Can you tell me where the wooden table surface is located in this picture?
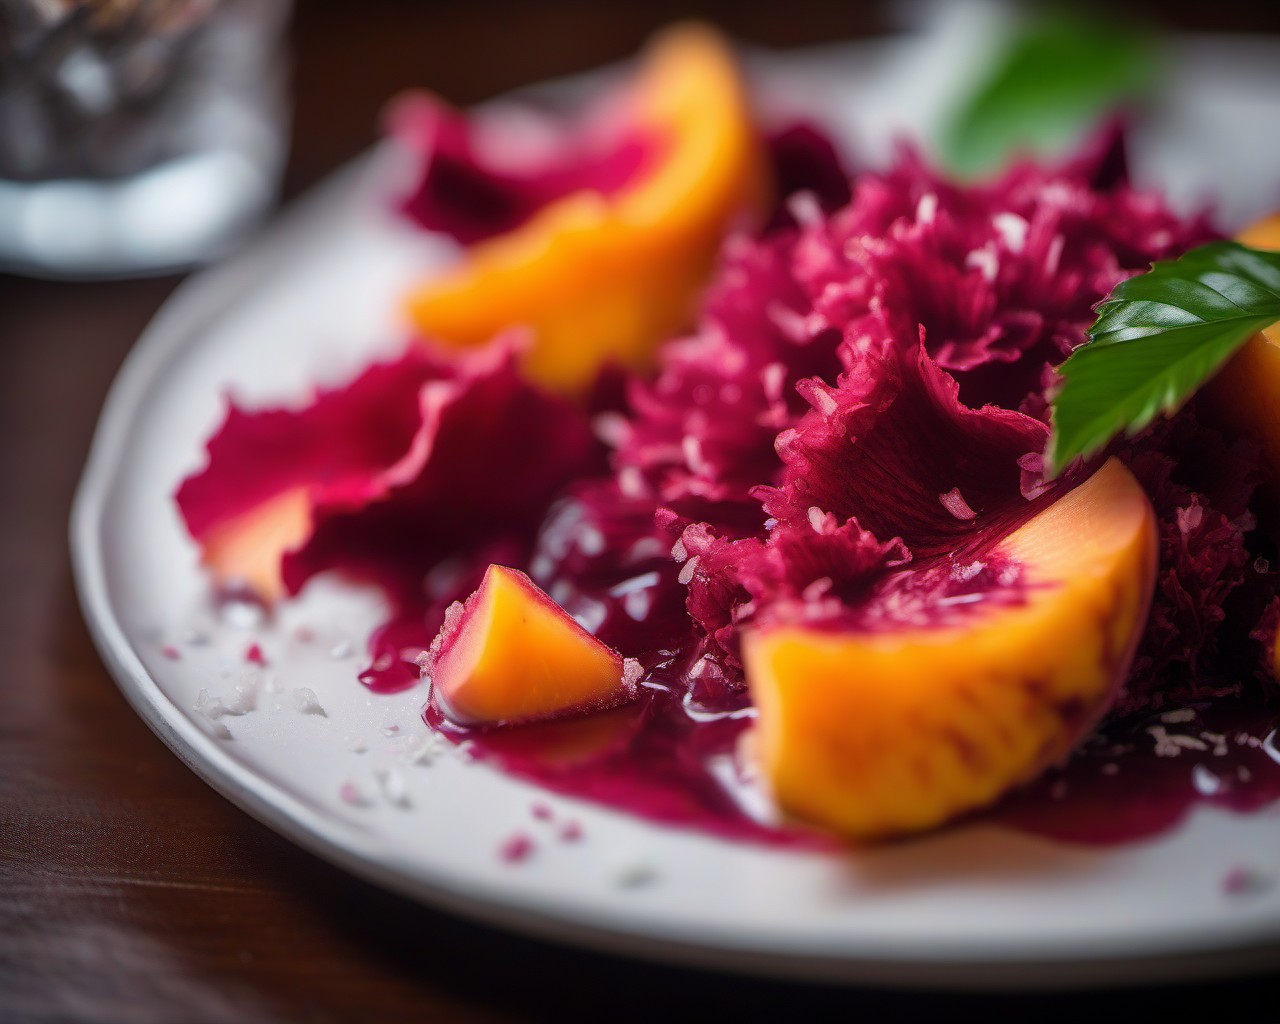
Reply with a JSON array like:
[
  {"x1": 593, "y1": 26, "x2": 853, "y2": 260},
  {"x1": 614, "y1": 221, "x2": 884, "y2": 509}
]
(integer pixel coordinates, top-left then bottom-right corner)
[{"x1": 5, "y1": 2, "x2": 1280, "y2": 1020}]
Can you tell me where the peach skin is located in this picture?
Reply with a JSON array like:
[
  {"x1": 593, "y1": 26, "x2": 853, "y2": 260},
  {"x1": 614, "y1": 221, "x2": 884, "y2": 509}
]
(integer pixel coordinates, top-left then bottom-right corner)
[
  {"x1": 742, "y1": 458, "x2": 1159, "y2": 840},
  {"x1": 426, "y1": 564, "x2": 634, "y2": 726},
  {"x1": 406, "y1": 24, "x2": 768, "y2": 396}
]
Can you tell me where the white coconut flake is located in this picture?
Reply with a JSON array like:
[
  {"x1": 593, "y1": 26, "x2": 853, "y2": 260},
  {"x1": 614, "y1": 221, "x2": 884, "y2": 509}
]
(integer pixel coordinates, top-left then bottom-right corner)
[
  {"x1": 570, "y1": 598, "x2": 607, "y2": 635},
  {"x1": 592, "y1": 411, "x2": 629, "y2": 448},
  {"x1": 965, "y1": 244, "x2": 999, "y2": 282},
  {"x1": 682, "y1": 434, "x2": 708, "y2": 476},
  {"x1": 577, "y1": 524, "x2": 605, "y2": 557},
  {"x1": 807, "y1": 383, "x2": 839, "y2": 418},
  {"x1": 292, "y1": 687, "x2": 327, "y2": 717},
  {"x1": 993, "y1": 212, "x2": 1028, "y2": 252},
  {"x1": 628, "y1": 537, "x2": 666, "y2": 562},
  {"x1": 219, "y1": 597, "x2": 265, "y2": 630},
  {"x1": 549, "y1": 580, "x2": 574, "y2": 607},
  {"x1": 617, "y1": 465, "x2": 645, "y2": 499},
  {"x1": 939, "y1": 487, "x2": 977, "y2": 521},
  {"x1": 224, "y1": 676, "x2": 260, "y2": 716},
  {"x1": 1044, "y1": 234, "x2": 1065, "y2": 276},
  {"x1": 194, "y1": 689, "x2": 226, "y2": 720},
  {"x1": 807, "y1": 506, "x2": 833, "y2": 533},
  {"x1": 767, "y1": 301, "x2": 811, "y2": 343},
  {"x1": 1201, "y1": 731, "x2": 1229, "y2": 757},
  {"x1": 677, "y1": 556, "x2": 700, "y2": 586},
  {"x1": 622, "y1": 658, "x2": 644, "y2": 690},
  {"x1": 407, "y1": 732, "x2": 448, "y2": 766},
  {"x1": 916, "y1": 192, "x2": 938, "y2": 225},
  {"x1": 1147, "y1": 725, "x2": 1207, "y2": 757},
  {"x1": 1160, "y1": 707, "x2": 1197, "y2": 724},
  {"x1": 374, "y1": 767, "x2": 411, "y2": 809},
  {"x1": 622, "y1": 589, "x2": 652, "y2": 621},
  {"x1": 1192, "y1": 763, "x2": 1223, "y2": 796},
  {"x1": 758, "y1": 362, "x2": 785, "y2": 404},
  {"x1": 801, "y1": 577, "x2": 833, "y2": 603},
  {"x1": 936, "y1": 593, "x2": 985, "y2": 607},
  {"x1": 610, "y1": 572, "x2": 660, "y2": 597},
  {"x1": 786, "y1": 189, "x2": 822, "y2": 228},
  {"x1": 1263, "y1": 729, "x2": 1280, "y2": 766}
]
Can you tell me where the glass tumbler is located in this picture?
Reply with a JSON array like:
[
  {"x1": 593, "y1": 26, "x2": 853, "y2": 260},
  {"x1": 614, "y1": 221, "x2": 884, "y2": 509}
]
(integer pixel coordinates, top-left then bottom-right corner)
[{"x1": 0, "y1": 0, "x2": 289, "y2": 277}]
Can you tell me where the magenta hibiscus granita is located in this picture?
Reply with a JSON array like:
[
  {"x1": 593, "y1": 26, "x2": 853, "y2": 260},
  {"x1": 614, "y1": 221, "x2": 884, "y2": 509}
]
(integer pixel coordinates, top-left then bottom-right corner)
[{"x1": 177, "y1": 37, "x2": 1280, "y2": 843}]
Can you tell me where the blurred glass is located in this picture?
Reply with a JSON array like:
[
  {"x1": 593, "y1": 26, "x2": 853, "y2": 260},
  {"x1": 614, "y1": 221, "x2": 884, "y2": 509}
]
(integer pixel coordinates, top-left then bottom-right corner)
[{"x1": 0, "y1": 0, "x2": 289, "y2": 278}]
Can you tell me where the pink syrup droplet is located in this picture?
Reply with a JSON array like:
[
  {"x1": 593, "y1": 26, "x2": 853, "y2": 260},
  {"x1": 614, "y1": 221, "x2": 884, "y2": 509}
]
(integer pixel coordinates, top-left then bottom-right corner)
[{"x1": 499, "y1": 833, "x2": 535, "y2": 863}]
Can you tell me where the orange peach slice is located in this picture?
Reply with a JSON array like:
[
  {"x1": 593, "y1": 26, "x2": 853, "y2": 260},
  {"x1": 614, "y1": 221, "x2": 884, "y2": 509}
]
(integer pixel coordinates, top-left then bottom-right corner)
[
  {"x1": 198, "y1": 486, "x2": 311, "y2": 602},
  {"x1": 428, "y1": 564, "x2": 634, "y2": 726},
  {"x1": 406, "y1": 24, "x2": 768, "y2": 396},
  {"x1": 742, "y1": 458, "x2": 1158, "y2": 840},
  {"x1": 1203, "y1": 212, "x2": 1280, "y2": 678},
  {"x1": 1203, "y1": 212, "x2": 1280, "y2": 486}
]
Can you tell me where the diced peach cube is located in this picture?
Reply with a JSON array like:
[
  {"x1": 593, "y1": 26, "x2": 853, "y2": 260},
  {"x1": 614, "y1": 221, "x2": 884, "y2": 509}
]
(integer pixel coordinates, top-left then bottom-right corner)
[{"x1": 426, "y1": 564, "x2": 634, "y2": 725}]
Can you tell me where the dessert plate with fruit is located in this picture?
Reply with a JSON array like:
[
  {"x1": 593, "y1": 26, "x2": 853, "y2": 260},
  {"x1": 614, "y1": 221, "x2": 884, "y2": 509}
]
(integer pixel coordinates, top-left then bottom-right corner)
[{"x1": 72, "y1": 11, "x2": 1280, "y2": 987}]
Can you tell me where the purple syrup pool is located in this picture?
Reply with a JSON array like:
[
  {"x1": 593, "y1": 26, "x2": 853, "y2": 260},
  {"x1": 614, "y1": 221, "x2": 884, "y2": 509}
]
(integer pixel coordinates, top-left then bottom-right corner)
[
  {"x1": 409, "y1": 599, "x2": 1269, "y2": 849},
  {"x1": 992, "y1": 700, "x2": 1280, "y2": 844},
  {"x1": 425, "y1": 686, "x2": 1280, "y2": 850},
  {"x1": 322, "y1": 508, "x2": 1280, "y2": 848},
  {"x1": 390, "y1": 562, "x2": 1280, "y2": 849},
  {"x1": 345, "y1": 514, "x2": 1280, "y2": 848}
]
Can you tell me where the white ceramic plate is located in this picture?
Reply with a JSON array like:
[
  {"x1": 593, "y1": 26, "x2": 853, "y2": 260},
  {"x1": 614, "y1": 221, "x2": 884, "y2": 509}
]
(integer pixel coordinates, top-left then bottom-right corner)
[{"x1": 72, "y1": 17, "x2": 1280, "y2": 990}]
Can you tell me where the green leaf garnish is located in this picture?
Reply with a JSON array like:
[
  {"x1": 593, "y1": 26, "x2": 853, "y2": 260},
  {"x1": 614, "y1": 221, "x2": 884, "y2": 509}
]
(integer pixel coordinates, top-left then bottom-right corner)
[
  {"x1": 1046, "y1": 242, "x2": 1280, "y2": 477},
  {"x1": 942, "y1": 9, "x2": 1158, "y2": 179}
]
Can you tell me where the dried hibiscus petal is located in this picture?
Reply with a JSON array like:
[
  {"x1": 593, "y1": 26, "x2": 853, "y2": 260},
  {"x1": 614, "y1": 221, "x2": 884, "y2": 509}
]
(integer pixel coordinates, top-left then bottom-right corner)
[
  {"x1": 388, "y1": 89, "x2": 663, "y2": 246},
  {"x1": 177, "y1": 339, "x2": 601, "y2": 682}
]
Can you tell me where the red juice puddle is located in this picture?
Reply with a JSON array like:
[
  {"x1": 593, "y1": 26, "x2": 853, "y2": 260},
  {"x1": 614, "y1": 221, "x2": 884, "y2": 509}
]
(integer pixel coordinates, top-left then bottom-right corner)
[
  {"x1": 360, "y1": 608, "x2": 428, "y2": 692},
  {"x1": 989, "y1": 699, "x2": 1280, "y2": 844},
  {"x1": 426, "y1": 685, "x2": 834, "y2": 851},
  {"x1": 356, "y1": 570, "x2": 440, "y2": 693},
  {"x1": 432, "y1": 696, "x2": 1280, "y2": 849},
  {"x1": 381, "y1": 557, "x2": 1280, "y2": 848},
  {"x1": 433, "y1": 693, "x2": 1279, "y2": 850}
]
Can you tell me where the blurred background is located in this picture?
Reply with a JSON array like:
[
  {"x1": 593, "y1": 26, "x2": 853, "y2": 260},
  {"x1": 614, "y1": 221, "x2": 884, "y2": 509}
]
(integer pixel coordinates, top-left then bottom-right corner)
[{"x1": 281, "y1": 0, "x2": 1280, "y2": 194}]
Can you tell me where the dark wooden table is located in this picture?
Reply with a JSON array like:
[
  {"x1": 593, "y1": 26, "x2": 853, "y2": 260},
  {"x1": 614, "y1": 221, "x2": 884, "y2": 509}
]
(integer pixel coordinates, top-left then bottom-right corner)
[{"x1": 5, "y1": 2, "x2": 1280, "y2": 1020}]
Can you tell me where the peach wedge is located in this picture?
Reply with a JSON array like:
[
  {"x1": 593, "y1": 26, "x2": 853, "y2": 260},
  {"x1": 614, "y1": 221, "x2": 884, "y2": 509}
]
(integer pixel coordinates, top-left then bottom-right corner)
[
  {"x1": 406, "y1": 24, "x2": 767, "y2": 396},
  {"x1": 742, "y1": 458, "x2": 1158, "y2": 840},
  {"x1": 1204, "y1": 212, "x2": 1280, "y2": 487},
  {"x1": 426, "y1": 564, "x2": 633, "y2": 726}
]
